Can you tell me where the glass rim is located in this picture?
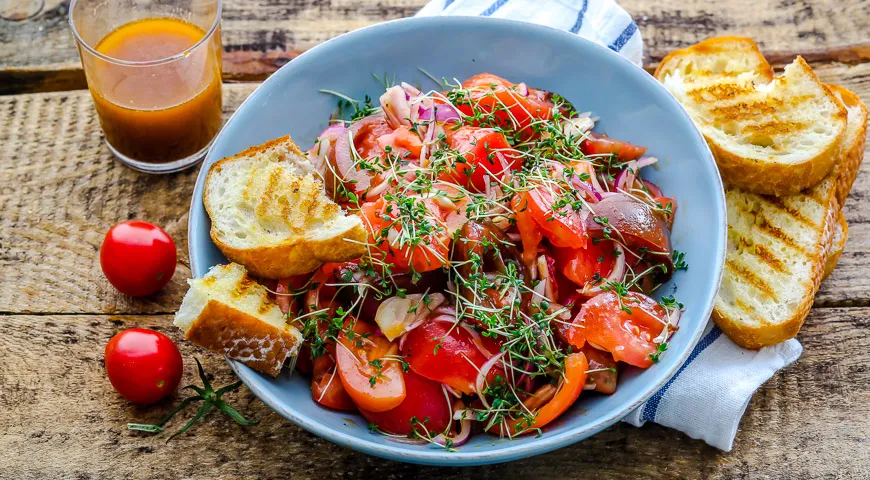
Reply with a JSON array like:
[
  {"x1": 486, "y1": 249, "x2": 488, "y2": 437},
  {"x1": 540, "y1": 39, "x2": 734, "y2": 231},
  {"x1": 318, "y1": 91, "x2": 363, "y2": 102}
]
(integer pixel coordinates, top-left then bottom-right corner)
[{"x1": 68, "y1": 0, "x2": 222, "y2": 67}]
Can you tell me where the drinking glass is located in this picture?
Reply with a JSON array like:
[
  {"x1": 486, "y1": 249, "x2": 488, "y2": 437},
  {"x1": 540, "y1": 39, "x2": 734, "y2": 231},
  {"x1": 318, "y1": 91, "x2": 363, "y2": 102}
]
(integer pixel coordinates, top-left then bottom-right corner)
[{"x1": 70, "y1": 0, "x2": 223, "y2": 173}]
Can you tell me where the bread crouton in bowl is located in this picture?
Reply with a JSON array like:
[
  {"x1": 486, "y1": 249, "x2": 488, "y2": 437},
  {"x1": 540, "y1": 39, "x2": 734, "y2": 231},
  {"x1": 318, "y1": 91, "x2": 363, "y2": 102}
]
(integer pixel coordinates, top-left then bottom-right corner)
[{"x1": 187, "y1": 17, "x2": 725, "y2": 466}]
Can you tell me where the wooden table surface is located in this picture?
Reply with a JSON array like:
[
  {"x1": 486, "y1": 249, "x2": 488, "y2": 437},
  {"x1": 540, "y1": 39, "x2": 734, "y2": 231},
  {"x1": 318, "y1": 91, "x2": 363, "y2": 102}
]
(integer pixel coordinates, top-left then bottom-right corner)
[{"x1": 2, "y1": 0, "x2": 870, "y2": 478}]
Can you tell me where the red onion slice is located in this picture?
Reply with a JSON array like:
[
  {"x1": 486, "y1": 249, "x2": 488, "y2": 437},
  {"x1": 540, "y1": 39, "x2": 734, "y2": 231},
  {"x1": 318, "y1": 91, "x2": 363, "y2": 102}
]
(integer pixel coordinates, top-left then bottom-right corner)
[
  {"x1": 475, "y1": 351, "x2": 506, "y2": 408},
  {"x1": 433, "y1": 408, "x2": 473, "y2": 447},
  {"x1": 333, "y1": 113, "x2": 385, "y2": 192},
  {"x1": 461, "y1": 325, "x2": 494, "y2": 360},
  {"x1": 380, "y1": 85, "x2": 412, "y2": 128},
  {"x1": 515, "y1": 82, "x2": 529, "y2": 97}
]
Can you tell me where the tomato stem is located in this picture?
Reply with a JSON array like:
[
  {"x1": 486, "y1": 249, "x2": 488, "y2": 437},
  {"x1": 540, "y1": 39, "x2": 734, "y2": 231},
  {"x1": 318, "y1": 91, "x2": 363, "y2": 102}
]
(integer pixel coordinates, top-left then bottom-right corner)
[{"x1": 126, "y1": 358, "x2": 259, "y2": 440}]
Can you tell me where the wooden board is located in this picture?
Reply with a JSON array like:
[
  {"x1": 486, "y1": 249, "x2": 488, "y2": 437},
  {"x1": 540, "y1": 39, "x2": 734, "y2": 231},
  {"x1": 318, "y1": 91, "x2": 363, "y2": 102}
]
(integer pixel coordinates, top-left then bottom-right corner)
[
  {"x1": 2, "y1": 307, "x2": 869, "y2": 478},
  {"x1": 2, "y1": 0, "x2": 870, "y2": 94}
]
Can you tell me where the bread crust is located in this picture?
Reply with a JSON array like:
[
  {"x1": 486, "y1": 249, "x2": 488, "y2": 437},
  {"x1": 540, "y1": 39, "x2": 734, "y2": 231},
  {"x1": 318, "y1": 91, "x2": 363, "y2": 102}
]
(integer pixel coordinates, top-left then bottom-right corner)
[
  {"x1": 713, "y1": 198, "x2": 838, "y2": 349},
  {"x1": 203, "y1": 135, "x2": 367, "y2": 279},
  {"x1": 822, "y1": 211, "x2": 848, "y2": 281},
  {"x1": 710, "y1": 131, "x2": 842, "y2": 196},
  {"x1": 826, "y1": 85, "x2": 868, "y2": 207},
  {"x1": 185, "y1": 299, "x2": 300, "y2": 376},
  {"x1": 654, "y1": 36, "x2": 774, "y2": 82}
]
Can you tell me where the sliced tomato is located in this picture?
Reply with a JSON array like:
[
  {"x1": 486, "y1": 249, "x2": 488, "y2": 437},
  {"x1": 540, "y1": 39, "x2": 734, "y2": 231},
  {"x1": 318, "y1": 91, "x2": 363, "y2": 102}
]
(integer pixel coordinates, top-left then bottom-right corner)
[
  {"x1": 336, "y1": 321, "x2": 406, "y2": 412},
  {"x1": 459, "y1": 73, "x2": 553, "y2": 134},
  {"x1": 511, "y1": 194, "x2": 542, "y2": 266},
  {"x1": 582, "y1": 345, "x2": 618, "y2": 395},
  {"x1": 500, "y1": 352, "x2": 588, "y2": 435},
  {"x1": 402, "y1": 320, "x2": 501, "y2": 395},
  {"x1": 353, "y1": 117, "x2": 394, "y2": 159},
  {"x1": 377, "y1": 125, "x2": 423, "y2": 159},
  {"x1": 440, "y1": 126, "x2": 521, "y2": 192},
  {"x1": 523, "y1": 189, "x2": 587, "y2": 249},
  {"x1": 553, "y1": 240, "x2": 616, "y2": 288},
  {"x1": 578, "y1": 291, "x2": 667, "y2": 368},
  {"x1": 311, "y1": 352, "x2": 356, "y2": 410},
  {"x1": 654, "y1": 196, "x2": 677, "y2": 230},
  {"x1": 580, "y1": 132, "x2": 647, "y2": 160},
  {"x1": 359, "y1": 197, "x2": 450, "y2": 274},
  {"x1": 360, "y1": 370, "x2": 451, "y2": 436},
  {"x1": 554, "y1": 308, "x2": 586, "y2": 350}
]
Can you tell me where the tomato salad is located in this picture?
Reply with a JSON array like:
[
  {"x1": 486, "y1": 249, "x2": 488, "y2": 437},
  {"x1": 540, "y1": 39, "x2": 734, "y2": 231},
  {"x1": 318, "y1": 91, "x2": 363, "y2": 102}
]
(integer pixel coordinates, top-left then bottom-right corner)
[{"x1": 275, "y1": 73, "x2": 685, "y2": 449}]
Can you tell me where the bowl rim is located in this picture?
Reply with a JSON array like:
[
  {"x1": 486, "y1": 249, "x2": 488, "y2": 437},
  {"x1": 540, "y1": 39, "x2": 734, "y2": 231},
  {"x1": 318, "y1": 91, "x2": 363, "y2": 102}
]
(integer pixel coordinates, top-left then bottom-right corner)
[{"x1": 188, "y1": 15, "x2": 726, "y2": 466}]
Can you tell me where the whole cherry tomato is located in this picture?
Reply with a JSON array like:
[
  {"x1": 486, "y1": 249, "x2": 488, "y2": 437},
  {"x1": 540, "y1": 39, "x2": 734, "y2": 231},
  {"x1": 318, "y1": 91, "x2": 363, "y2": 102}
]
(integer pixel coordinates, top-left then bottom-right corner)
[
  {"x1": 100, "y1": 221, "x2": 177, "y2": 297},
  {"x1": 105, "y1": 328, "x2": 183, "y2": 404}
]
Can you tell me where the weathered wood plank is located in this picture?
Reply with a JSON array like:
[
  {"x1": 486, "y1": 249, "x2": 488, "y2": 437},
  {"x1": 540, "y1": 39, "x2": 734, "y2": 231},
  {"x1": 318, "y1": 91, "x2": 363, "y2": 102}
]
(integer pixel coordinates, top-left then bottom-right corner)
[
  {"x1": 2, "y1": 0, "x2": 869, "y2": 94},
  {"x1": 0, "y1": 83, "x2": 257, "y2": 314},
  {"x1": 1, "y1": 307, "x2": 868, "y2": 478},
  {"x1": 2, "y1": 62, "x2": 868, "y2": 314}
]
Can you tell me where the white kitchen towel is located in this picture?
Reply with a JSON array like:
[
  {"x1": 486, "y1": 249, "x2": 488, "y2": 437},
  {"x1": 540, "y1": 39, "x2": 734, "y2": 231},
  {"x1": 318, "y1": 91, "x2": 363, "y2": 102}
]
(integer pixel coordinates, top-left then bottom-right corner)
[
  {"x1": 622, "y1": 324, "x2": 802, "y2": 450},
  {"x1": 418, "y1": 0, "x2": 804, "y2": 451},
  {"x1": 417, "y1": 0, "x2": 644, "y2": 66}
]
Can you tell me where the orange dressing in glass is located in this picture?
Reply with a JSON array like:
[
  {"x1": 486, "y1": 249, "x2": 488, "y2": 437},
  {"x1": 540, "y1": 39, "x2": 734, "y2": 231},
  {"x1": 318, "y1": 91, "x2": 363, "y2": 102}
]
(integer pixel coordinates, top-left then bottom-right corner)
[{"x1": 90, "y1": 17, "x2": 222, "y2": 163}]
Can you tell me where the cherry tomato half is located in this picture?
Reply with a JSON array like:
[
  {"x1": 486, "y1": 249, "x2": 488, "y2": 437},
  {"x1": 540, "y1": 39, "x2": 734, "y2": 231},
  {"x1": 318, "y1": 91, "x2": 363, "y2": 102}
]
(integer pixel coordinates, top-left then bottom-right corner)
[
  {"x1": 360, "y1": 370, "x2": 451, "y2": 436},
  {"x1": 311, "y1": 352, "x2": 356, "y2": 411},
  {"x1": 100, "y1": 221, "x2": 177, "y2": 297},
  {"x1": 336, "y1": 322, "x2": 406, "y2": 412},
  {"x1": 105, "y1": 328, "x2": 183, "y2": 404},
  {"x1": 459, "y1": 73, "x2": 553, "y2": 135},
  {"x1": 578, "y1": 291, "x2": 667, "y2": 368},
  {"x1": 359, "y1": 197, "x2": 450, "y2": 274},
  {"x1": 522, "y1": 189, "x2": 587, "y2": 249},
  {"x1": 443, "y1": 126, "x2": 521, "y2": 192},
  {"x1": 580, "y1": 132, "x2": 648, "y2": 160},
  {"x1": 402, "y1": 320, "x2": 501, "y2": 395}
]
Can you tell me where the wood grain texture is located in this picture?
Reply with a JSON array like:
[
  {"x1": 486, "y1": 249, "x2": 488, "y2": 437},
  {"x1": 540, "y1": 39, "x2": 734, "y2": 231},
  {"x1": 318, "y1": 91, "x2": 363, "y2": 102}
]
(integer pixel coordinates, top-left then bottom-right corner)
[
  {"x1": 1, "y1": 307, "x2": 868, "y2": 478},
  {"x1": 0, "y1": 83, "x2": 257, "y2": 314},
  {"x1": 2, "y1": 0, "x2": 870, "y2": 93}
]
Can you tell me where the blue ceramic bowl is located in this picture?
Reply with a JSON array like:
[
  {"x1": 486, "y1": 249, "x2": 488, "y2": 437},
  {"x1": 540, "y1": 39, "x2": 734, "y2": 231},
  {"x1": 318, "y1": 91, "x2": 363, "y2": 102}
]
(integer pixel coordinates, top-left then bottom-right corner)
[{"x1": 188, "y1": 16, "x2": 725, "y2": 466}]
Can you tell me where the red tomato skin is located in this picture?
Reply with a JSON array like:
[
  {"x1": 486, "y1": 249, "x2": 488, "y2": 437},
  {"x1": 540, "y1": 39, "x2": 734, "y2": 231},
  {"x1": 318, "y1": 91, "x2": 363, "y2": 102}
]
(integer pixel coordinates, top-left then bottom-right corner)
[
  {"x1": 104, "y1": 328, "x2": 183, "y2": 404},
  {"x1": 444, "y1": 127, "x2": 519, "y2": 192},
  {"x1": 360, "y1": 198, "x2": 449, "y2": 274},
  {"x1": 580, "y1": 133, "x2": 647, "y2": 160},
  {"x1": 554, "y1": 241, "x2": 616, "y2": 288},
  {"x1": 579, "y1": 292, "x2": 666, "y2": 368},
  {"x1": 100, "y1": 221, "x2": 177, "y2": 297},
  {"x1": 360, "y1": 370, "x2": 451, "y2": 435},
  {"x1": 401, "y1": 320, "x2": 499, "y2": 394},
  {"x1": 459, "y1": 73, "x2": 553, "y2": 134},
  {"x1": 524, "y1": 190, "x2": 587, "y2": 249}
]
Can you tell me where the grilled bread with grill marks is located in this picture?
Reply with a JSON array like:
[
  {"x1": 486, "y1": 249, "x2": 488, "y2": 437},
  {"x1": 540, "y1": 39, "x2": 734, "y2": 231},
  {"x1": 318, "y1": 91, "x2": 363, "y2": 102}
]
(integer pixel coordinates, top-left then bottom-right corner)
[
  {"x1": 712, "y1": 86, "x2": 866, "y2": 349},
  {"x1": 205, "y1": 135, "x2": 367, "y2": 279},
  {"x1": 655, "y1": 37, "x2": 773, "y2": 85},
  {"x1": 175, "y1": 263, "x2": 302, "y2": 376},
  {"x1": 656, "y1": 40, "x2": 847, "y2": 196}
]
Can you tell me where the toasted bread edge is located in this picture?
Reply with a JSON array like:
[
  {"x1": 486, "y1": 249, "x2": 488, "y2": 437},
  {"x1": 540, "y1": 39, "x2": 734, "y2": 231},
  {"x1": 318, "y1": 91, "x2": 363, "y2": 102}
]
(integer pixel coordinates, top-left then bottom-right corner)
[
  {"x1": 184, "y1": 299, "x2": 301, "y2": 377},
  {"x1": 203, "y1": 135, "x2": 368, "y2": 279}
]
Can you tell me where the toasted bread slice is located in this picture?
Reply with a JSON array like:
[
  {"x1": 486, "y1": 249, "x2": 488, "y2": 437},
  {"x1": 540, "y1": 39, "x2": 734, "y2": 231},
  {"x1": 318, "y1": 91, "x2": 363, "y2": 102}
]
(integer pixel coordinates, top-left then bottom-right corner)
[
  {"x1": 712, "y1": 86, "x2": 866, "y2": 349},
  {"x1": 822, "y1": 211, "x2": 848, "y2": 281},
  {"x1": 658, "y1": 45, "x2": 847, "y2": 196},
  {"x1": 205, "y1": 135, "x2": 367, "y2": 279},
  {"x1": 655, "y1": 37, "x2": 773, "y2": 84},
  {"x1": 175, "y1": 263, "x2": 302, "y2": 376}
]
